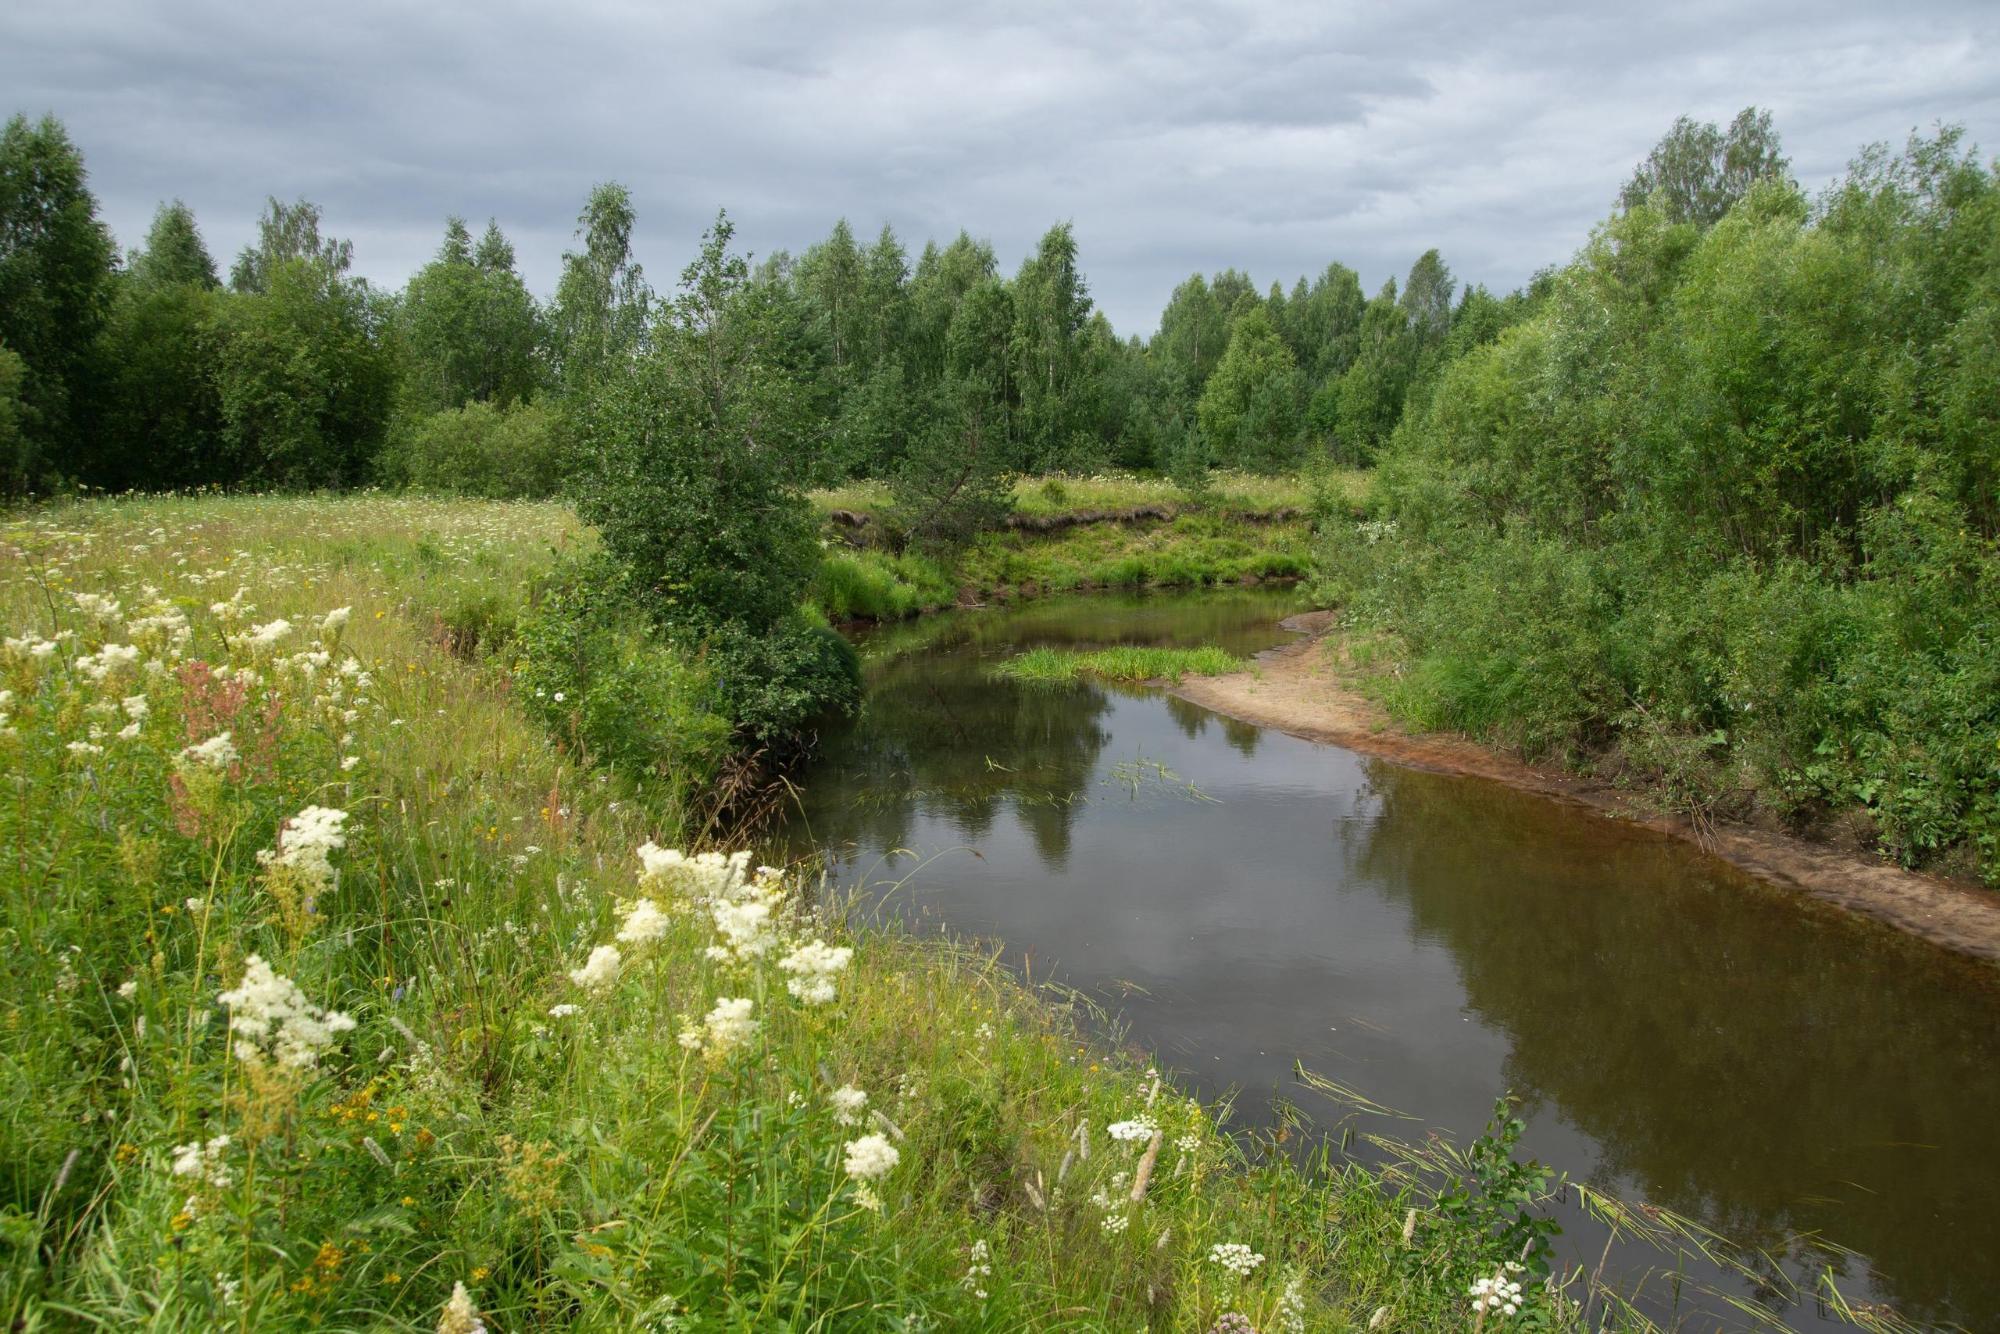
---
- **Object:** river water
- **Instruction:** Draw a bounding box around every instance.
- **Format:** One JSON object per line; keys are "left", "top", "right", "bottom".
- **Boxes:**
{"left": 782, "top": 589, "right": 2000, "bottom": 1331}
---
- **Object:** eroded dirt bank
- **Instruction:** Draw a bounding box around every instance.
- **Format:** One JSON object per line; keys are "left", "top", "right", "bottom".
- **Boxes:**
{"left": 1174, "top": 611, "right": 2000, "bottom": 965}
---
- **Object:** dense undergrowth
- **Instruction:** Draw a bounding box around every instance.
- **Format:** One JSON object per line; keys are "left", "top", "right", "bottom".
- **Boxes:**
{"left": 1311, "top": 133, "right": 2000, "bottom": 885}
{"left": 2, "top": 492, "right": 1793, "bottom": 1333}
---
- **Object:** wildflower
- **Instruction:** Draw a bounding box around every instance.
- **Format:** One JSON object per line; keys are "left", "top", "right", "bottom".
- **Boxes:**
{"left": 117, "top": 979, "right": 138, "bottom": 999}
{"left": 258, "top": 806, "right": 349, "bottom": 890}
{"left": 319, "top": 607, "right": 351, "bottom": 635}
{"left": 67, "top": 740, "right": 104, "bottom": 757}
{"left": 1175, "top": 1132, "right": 1201, "bottom": 1153}
{"left": 437, "top": 1281, "right": 487, "bottom": 1334}
{"left": 121, "top": 694, "right": 148, "bottom": 720}
{"left": 568, "top": 944, "right": 622, "bottom": 992}
{"left": 1276, "top": 1271, "right": 1308, "bottom": 1334}
{"left": 77, "top": 643, "right": 140, "bottom": 681}
{"left": 1206, "top": 1317, "right": 1255, "bottom": 1334}
{"left": 547, "top": 1003, "right": 579, "bottom": 1018}
{"left": 777, "top": 939, "right": 852, "bottom": 1005}
{"left": 1368, "top": 1307, "right": 1390, "bottom": 1330}
{"left": 73, "top": 591, "right": 123, "bottom": 623}
{"left": 614, "top": 897, "right": 671, "bottom": 945}
{"left": 170, "top": 1135, "right": 233, "bottom": 1188}
{"left": 961, "top": 1238, "right": 992, "bottom": 1301}
{"left": 698, "top": 996, "right": 757, "bottom": 1055}
{"left": 341, "top": 756, "right": 359, "bottom": 771}
{"left": 1468, "top": 1271, "right": 1522, "bottom": 1318}
{"left": 1208, "top": 1243, "right": 1265, "bottom": 1279}
{"left": 246, "top": 619, "right": 292, "bottom": 648}
{"left": 180, "top": 732, "right": 239, "bottom": 770}
{"left": 217, "top": 955, "right": 356, "bottom": 1071}
{"left": 117, "top": 721, "right": 142, "bottom": 741}
{"left": 1108, "top": 1118, "right": 1157, "bottom": 1145}
{"left": 830, "top": 1085, "right": 869, "bottom": 1126}
{"left": 843, "top": 1132, "right": 900, "bottom": 1182}
{"left": 709, "top": 892, "right": 780, "bottom": 961}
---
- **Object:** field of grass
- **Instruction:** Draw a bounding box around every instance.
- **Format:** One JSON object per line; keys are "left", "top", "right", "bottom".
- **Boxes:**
{"left": 2, "top": 493, "right": 1895, "bottom": 1332}
{"left": 996, "top": 645, "right": 1243, "bottom": 686}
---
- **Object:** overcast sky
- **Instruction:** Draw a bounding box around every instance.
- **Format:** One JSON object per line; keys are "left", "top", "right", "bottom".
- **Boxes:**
{"left": 5, "top": 1, "right": 1997, "bottom": 335}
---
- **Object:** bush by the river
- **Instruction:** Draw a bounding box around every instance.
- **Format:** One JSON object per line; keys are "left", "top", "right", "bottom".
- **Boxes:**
{"left": 1313, "top": 130, "right": 2000, "bottom": 883}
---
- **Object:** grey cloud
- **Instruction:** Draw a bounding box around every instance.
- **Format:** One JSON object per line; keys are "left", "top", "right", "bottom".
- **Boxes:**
{"left": 3, "top": 0, "right": 1996, "bottom": 334}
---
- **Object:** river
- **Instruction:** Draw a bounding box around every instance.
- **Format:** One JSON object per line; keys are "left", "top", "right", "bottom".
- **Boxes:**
{"left": 782, "top": 588, "right": 2000, "bottom": 1332}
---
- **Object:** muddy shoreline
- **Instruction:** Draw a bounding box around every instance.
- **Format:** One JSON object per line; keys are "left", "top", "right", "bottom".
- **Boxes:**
{"left": 1173, "top": 611, "right": 2000, "bottom": 965}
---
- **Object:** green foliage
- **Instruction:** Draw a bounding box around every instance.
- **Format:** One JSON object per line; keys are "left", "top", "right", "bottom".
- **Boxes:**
{"left": 397, "top": 216, "right": 541, "bottom": 414}
{"left": 383, "top": 400, "right": 561, "bottom": 499}
{"left": 1319, "top": 127, "right": 2000, "bottom": 882}
{"left": 229, "top": 196, "right": 353, "bottom": 294}
{"left": 1197, "top": 307, "right": 1303, "bottom": 473}
{"left": 573, "top": 211, "right": 821, "bottom": 635}
{"left": 511, "top": 553, "right": 731, "bottom": 796}
{"left": 95, "top": 266, "right": 228, "bottom": 490}
{"left": 0, "top": 113, "right": 115, "bottom": 493}
{"left": 215, "top": 254, "right": 396, "bottom": 489}
{"left": 546, "top": 182, "right": 649, "bottom": 403}
{"left": 811, "top": 549, "right": 956, "bottom": 621}
{"left": 704, "top": 614, "right": 862, "bottom": 745}
{"left": 1619, "top": 106, "right": 1790, "bottom": 227}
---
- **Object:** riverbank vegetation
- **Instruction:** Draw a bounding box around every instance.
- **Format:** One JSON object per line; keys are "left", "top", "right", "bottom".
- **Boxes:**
{"left": 1310, "top": 123, "right": 2000, "bottom": 886}
{"left": 0, "top": 492, "right": 1747, "bottom": 1332}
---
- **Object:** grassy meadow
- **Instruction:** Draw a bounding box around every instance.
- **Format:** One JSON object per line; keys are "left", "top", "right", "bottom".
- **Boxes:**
{"left": 0, "top": 493, "right": 1913, "bottom": 1332}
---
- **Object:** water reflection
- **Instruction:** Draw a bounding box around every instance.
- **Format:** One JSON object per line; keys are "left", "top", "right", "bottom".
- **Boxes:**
{"left": 786, "top": 591, "right": 2000, "bottom": 1331}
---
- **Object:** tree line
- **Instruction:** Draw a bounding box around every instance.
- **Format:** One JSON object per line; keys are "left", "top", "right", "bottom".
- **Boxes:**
{"left": 0, "top": 109, "right": 1563, "bottom": 508}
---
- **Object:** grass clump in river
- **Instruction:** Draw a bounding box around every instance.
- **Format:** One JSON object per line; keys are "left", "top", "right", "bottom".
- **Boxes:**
{"left": 999, "top": 644, "right": 1244, "bottom": 685}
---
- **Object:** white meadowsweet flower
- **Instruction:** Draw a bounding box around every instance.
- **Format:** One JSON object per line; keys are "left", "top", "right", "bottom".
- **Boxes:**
{"left": 258, "top": 805, "right": 348, "bottom": 890}
{"left": 568, "top": 944, "right": 622, "bottom": 992}
{"left": 73, "top": 592, "right": 123, "bottom": 623}
{"left": 117, "top": 979, "right": 139, "bottom": 999}
{"left": 121, "top": 694, "right": 149, "bottom": 720}
{"left": 700, "top": 996, "right": 757, "bottom": 1055}
{"left": 547, "top": 1003, "right": 579, "bottom": 1019}
{"left": 843, "top": 1132, "right": 900, "bottom": 1182}
{"left": 830, "top": 1085, "right": 869, "bottom": 1126}
{"left": 615, "top": 897, "right": 672, "bottom": 945}
{"left": 319, "top": 606, "right": 351, "bottom": 634}
{"left": 180, "top": 732, "right": 239, "bottom": 771}
{"left": 77, "top": 643, "right": 140, "bottom": 681}
{"left": 169, "top": 1135, "right": 233, "bottom": 1189}
{"left": 245, "top": 619, "right": 292, "bottom": 648}
{"left": 777, "top": 939, "right": 852, "bottom": 1005}
{"left": 436, "top": 1280, "right": 488, "bottom": 1334}
{"left": 216, "top": 955, "right": 355, "bottom": 1071}
{"left": 116, "top": 721, "right": 142, "bottom": 741}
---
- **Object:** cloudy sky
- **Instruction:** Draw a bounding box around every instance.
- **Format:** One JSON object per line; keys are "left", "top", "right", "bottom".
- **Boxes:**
{"left": 5, "top": 1, "right": 1997, "bottom": 334}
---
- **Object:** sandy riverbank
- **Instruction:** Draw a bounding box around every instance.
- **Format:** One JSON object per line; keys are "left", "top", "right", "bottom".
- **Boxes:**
{"left": 1174, "top": 611, "right": 2000, "bottom": 966}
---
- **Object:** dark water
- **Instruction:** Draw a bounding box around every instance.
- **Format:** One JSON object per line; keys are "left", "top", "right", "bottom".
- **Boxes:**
{"left": 783, "top": 590, "right": 2000, "bottom": 1332}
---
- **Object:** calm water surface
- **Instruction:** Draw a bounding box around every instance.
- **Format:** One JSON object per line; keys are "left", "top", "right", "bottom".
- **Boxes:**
{"left": 783, "top": 590, "right": 2000, "bottom": 1331}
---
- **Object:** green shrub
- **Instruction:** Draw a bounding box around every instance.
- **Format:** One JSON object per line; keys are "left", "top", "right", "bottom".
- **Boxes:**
{"left": 811, "top": 549, "right": 955, "bottom": 621}
{"left": 385, "top": 400, "right": 562, "bottom": 499}
{"left": 511, "top": 554, "right": 731, "bottom": 797}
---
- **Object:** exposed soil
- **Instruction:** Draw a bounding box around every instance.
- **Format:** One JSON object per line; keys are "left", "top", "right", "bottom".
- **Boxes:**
{"left": 1173, "top": 611, "right": 2000, "bottom": 966}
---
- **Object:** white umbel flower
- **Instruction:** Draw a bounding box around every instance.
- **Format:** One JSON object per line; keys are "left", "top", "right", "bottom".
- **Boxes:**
{"left": 1208, "top": 1242, "right": 1266, "bottom": 1278}
{"left": 1107, "top": 1118, "right": 1157, "bottom": 1144}
{"left": 169, "top": 1135, "right": 233, "bottom": 1188}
